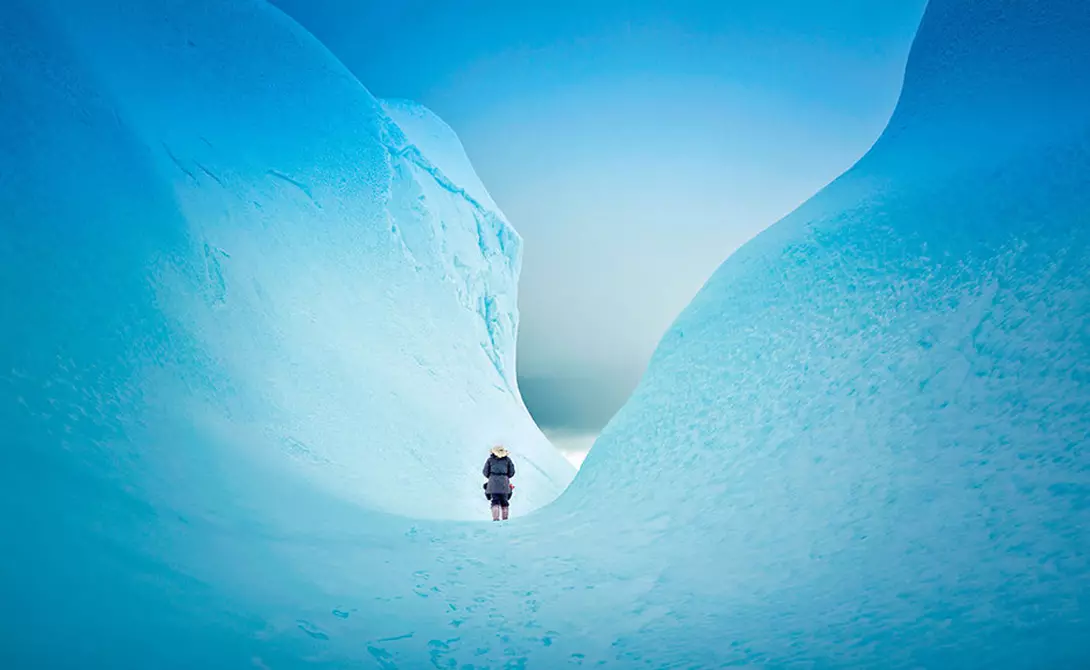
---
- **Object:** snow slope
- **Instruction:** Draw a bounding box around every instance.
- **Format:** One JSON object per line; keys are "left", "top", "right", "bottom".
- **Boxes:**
{"left": 557, "top": 0, "right": 1090, "bottom": 666}
{"left": 0, "top": 0, "right": 573, "bottom": 664}
{"left": 2, "top": 0, "right": 1088, "bottom": 668}
{"left": 0, "top": 0, "right": 570, "bottom": 526}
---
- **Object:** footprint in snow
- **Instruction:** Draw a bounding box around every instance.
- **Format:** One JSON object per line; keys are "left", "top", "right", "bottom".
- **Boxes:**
{"left": 296, "top": 620, "right": 329, "bottom": 640}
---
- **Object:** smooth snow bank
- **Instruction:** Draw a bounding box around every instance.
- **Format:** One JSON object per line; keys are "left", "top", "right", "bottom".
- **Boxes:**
{"left": 1, "top": 1, "right": 572, "bottom": 664}
{"left": 557, "top": 0, "right": 1090, "bottom": 666}
{"left": 0, "top": 0, "right": 570, "bottom": 526}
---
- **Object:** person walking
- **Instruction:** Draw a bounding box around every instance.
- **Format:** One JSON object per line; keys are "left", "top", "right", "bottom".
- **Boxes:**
{"left": 482, "top": 445, "right": 515, "bottom": 521}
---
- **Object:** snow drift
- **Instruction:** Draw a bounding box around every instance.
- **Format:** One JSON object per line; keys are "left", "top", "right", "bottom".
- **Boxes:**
{"left": 0, "top": 0, "right": 570, "bottom": 522}
{"left": 560, "top": 0, "right": 1090, "bottom": 665}
{"left": 0, "top": 1, "right": 574, "bottom": 663}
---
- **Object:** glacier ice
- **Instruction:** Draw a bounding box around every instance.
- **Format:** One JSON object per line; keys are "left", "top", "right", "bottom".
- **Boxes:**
{"left": 0, "top": 0, "right": 571, "bottom": 524}
{"left": 0, "top": 0, "right": 572, "bottom": 663}
{"left": 2, "top": 0, "right": 1089, "bottom": 668}
{"left": 560, "top": 0, "right": 1090, "bottom": 666}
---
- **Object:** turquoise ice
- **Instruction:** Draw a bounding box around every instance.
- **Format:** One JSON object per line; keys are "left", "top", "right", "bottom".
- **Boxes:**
{"left": 1, "top": 0, "right": 1088, "bottom": 667}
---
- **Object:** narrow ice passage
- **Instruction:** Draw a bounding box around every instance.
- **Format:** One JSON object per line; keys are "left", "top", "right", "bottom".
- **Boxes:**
{"left": 2, "top": 0, "right": 1089, "bottom": 668}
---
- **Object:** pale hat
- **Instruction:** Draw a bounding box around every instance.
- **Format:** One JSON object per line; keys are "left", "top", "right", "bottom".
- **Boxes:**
{"left": 490, "top": 445, "right": 510, "bottom": 458}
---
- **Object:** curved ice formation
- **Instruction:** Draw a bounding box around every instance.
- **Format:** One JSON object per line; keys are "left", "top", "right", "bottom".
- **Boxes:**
{"left": 378, "top": 98, "right": 527, "bottom": 402}
{"left": 559, "top": 0, "right": 1090, "bottom": 666}
{"left": 0, "top": 0, "right": 571, "bottom": 531}
{"left": 2, "top": 0, "right": 1088, "bottom": 668}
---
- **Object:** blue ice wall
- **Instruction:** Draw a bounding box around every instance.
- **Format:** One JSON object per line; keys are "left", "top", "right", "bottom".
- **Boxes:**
{"left": 561, "top": 0, "right": 1090, "bottom": 666}
{"left": 2, "top": 0, "right": 1088, "bottom": 668}
{"left": 0, "top": 0, "right": 576, "bottom": 664}
{"left": 0, "top": 0, "right": 571, "bottom": 523}
{"left": 0, "top": 1, "right": 576, "bottom": 663}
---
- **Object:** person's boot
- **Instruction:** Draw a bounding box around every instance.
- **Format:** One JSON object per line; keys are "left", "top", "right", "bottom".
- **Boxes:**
{"left": 501, "top": 506, "right": 509, "bottom": 521}
{"left": 491, "top": 505, "right": 501, "bottom": 521}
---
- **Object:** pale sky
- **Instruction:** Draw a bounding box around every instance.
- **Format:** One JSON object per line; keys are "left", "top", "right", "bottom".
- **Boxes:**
{"left": 272, "top": 0, "right": 929, "bottom": 461}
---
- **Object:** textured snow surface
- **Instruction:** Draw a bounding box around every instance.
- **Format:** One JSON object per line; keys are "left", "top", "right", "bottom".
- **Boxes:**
{"left": 563, "top": 0, "right": 1090, "bottom": 666}
{"left": 2, "top": 0, "right": 1089, "bottom": 668}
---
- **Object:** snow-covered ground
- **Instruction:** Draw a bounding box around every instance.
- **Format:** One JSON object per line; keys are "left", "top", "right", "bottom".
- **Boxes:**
{"left": 2, "top": 0, "right": 1088, "bottom": 667}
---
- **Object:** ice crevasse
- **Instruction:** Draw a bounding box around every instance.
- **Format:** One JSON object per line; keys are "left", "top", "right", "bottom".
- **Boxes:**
{"left": 2, "top": 0, "right": 1090, "bottom": 668}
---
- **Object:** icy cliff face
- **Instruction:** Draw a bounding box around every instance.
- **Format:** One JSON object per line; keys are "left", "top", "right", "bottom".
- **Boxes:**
{"left": 0, "top": 2, "right": 575, "bottom": 662}
{"left": 560, "top": 0, "right": 1090, "bottom": 666}
{"left": 0, "top": 0, "right": 570, "bottom": 535}
{"left": 379, "top": 99, "right": 524, "bottom": 397}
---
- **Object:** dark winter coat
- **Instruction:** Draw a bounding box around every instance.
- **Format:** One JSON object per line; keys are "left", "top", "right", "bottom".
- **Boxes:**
{"left": 483, "top": 455, "right": 515, "bottom": 495}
